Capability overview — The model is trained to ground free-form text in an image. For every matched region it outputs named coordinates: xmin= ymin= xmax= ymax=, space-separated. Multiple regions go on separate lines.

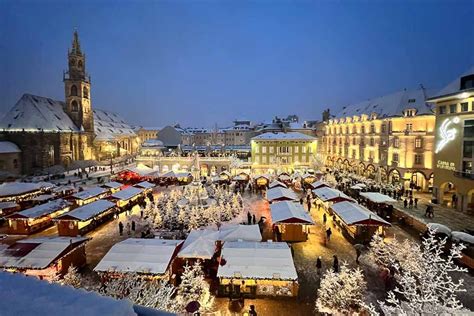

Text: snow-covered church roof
xmin=334 ymin=87 xmax=434 ymax=120
xmin=0 ymin=94 xmax=136 ymax=141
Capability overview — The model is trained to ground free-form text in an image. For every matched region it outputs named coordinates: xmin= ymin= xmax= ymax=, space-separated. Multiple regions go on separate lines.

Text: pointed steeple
xmin=71 ymin=29 xmax=82 ymax=55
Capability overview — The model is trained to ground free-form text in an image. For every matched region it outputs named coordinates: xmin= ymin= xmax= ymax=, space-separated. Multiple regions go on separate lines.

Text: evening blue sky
xmin=1 ymin=0 xmax=473 ymax=127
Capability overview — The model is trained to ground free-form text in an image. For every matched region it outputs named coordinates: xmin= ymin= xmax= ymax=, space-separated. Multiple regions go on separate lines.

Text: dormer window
xmin=460 ymin=74 xmax=474 ymax=90
xmin=405 ymin=109 xmax=417 ymax=117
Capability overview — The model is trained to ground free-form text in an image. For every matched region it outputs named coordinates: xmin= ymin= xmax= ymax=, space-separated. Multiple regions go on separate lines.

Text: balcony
xmin=454 ymin=170 xmax=474 ymax=180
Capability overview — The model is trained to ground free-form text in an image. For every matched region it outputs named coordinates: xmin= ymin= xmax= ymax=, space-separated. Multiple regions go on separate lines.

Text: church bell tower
xmin=64 ymin=30 xmax=94 ymax=133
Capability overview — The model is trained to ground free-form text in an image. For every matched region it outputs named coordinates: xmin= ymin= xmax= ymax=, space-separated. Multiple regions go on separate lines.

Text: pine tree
xmin=62 ymin=265 xmax=82 ymax=288
xmin=177 ymin=261 xmax=213 ymax=311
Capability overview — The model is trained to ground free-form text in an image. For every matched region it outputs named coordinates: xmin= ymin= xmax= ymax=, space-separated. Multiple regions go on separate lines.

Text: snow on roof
xmin=252 ymin=132 xmax=316 ymax=141
xmin=9 ymin=199 xmax=70 ymax=219
xmin=451 ymin=231 xmax=474 ymax=245
xmin=0 ymin=182 xmax=44 ymax=198
xmin=72 ymin=187 xmax=107 ymax=200
xmin=360 ymin=192 xmax=396 ymax=204
xmin=31 ymin=194 xmax=55 ymax=202
xmin=125 ymin=166 xmax=155 ymax=177
xmin=178 ymin=229 xmax=219 ymax=259
xmin=159 ymin=170 xmax=177 ymax=178
xmin=93 ymin=109 xmax=136 ymax=141
xmin=430 ymin=66 xmax=474 ymax=99
xmin=0 ymin=201 xmax=19 ymax=209
xmin=142 ymin=139 xmax=164 ymax=148
xmin=253 ymin=174 xmax=271 ymax=180
xmin=330 ymin=201 xmax=390 ymax=226
xmin=0 ymin=272 xmax=137 ymax=316
xmin=134 ymin=181 xmax=155 ymax=189
xmin=218 ymin=224 xmax=262 ymax=242
xmin=310 ymin=181 xmax=330 ymax=190
xmin=102 ymin=181 xmax=123 ymax=189
xmin=269 ymin=180 xmax=288 ymax=189
xmin=0 ymin=94 xmax=79 ymax=132
xmin=312 ymin=187 xmax=354 ymax=202
xmin=0 ymin=141 xmax=21 ymax=153
xmin=270 ymin=201 xmax=314 ymax=224
xmin=57 ymin=200 xmax=115 ymax=221
xmin=94 ymin=238 xmax=183 ymax=274
xmin=0 ymin=237 xmax=88 ymax=269
xmin=175 ymin=172 xmax=192 ymax=178
xmin=217 ymin=241 xmax=298 ymax=280
xmin=266 ymin=187 xmax=299 ymax=202
xmin=111 ymin=187 xmax=143 ymax=201
xmin=334 ymin=87 xmax=433 ymax=119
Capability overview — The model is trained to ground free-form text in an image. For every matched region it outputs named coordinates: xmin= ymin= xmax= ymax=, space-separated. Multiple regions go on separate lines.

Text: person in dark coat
xmin=247 ymin=211 xmax=252 ymax=225
xmin=252 ymin=214 xmax=256 ymax=225
xmin=326 ymin=227 xmax=332 ymax=242
xmin=333 ymin=255 xmax=339 ymax=273
xmin=249 ymin=305 xmax=257 ymax=316
xmin=316 ymin=256 xmax=322 ymax=275
xmin=118 ymin=221 xmax=124 ymax=236
xmin=403 ymin=199 xmax=408 ymax=208
xmin=307 ymin=198 xmax=312 ymax=212
xmin=131 ymin=220 xmax=136 ymax=231
xmin=299 ymin=197 xmax=303 ymax=205
xmin=356 ymin=248 xmax=362 ymax=264
xmin=323 ymin=213 xmax=327 ymax=225
xmin=414 ymin=198 xmax=418 ymax=208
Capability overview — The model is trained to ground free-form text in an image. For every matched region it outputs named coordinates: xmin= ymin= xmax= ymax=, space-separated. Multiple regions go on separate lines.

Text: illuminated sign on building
xmin=436 ymin=160 xmax=456 ymax=171
xmin=435 ymin=117 xmax=460 ymax=154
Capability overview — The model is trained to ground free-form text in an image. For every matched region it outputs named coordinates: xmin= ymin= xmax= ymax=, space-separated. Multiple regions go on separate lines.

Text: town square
xmin=0 ymin=1 xmax=473 ymax=315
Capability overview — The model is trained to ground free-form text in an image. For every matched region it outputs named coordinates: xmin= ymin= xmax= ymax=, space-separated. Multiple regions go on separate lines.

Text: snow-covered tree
xmin=177 ymin=261 xmax=213 ymax=311
xmin=372 ymin=229 xmax=469 ymax=315
xmin=315 ymin=262 xmax=371 ymax=314
xmin=62 ymin=265 xmax=82 ymax=288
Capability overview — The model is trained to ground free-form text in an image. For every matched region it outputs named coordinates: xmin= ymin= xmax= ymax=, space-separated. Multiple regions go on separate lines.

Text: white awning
xmin=270 ymin=201 xmax=314 ymax=224
xmin=360 ymin=192 xmax=396 ymax=203
xmin=266 ymin=187 xmax=298 ymax=202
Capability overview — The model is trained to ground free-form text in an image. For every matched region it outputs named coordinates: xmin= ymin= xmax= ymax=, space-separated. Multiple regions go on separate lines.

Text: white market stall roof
xmin=310 ymin=181 xmax=330 ymax=190
xmin=8 ymin=199 xmax=70 ymax=219
xmin=0 ymin=141 xmax=21 ymax=153
xmin=178 ymin=229 xmax=220 ymax=259
xmin=233 ymin=175 xmax=248 ymax=181
xmin=0 ymin=272 xmax=137 ymax=316
xmin=312 ymin=187 xmax=355 ymax=202
xmin=72 ymin=187 xmax=107 ymax=201
xmin=0 ymin=236 xmax=88 ymax=269
xmin=266 ymin=187 xmax=299 ymax=202
xmin=94 ymin=238 xmax=183 ymax=275
xmin=451 ymin=231 xmax=474 ymax=245
xmin=269 ymin=180 xmax=288 ymax=189
xmin=427 ymin=223 xmax=452 ymax=236
xmin=0 ymin=201 xmax=19 ymax=209
xmin=330 ymin=201 xmax=390 ymax=226
xmin=220 ymin=171 xmax=232 ymax=177
xmin=350 ymin=184 xmax=363 ymax=190
xmin=217 ymin=241 xmax=298 ymax=280
xmin=52 ymin=185 xmax=76 ymax=193
xmin=31 ymin=194 xmax=55 ymax=202
xmin=270 ymin=201 xmax=314 ymax=225
xmin=278 ymin=174 xmax=291 ymax=181
xmin=159 ymin=170 xmax=177 ymax=178
xmin=111 ymin=187 xmax=143 ymax=201
xmin=125 ymin=166 xmax=155 ymax=177
xmin=0 ymin=182 xmax=45 ymax=198
xmin=218 ymin=224 xmax=262 ymax=242
xmin=134 ymin=181 xmax=155 ymax=189
xmin=253 ymin=174 xmax=271 ymax=181
xmin=175 ymin=172 xmax=192 ymax=178
xmin=102 ymin=181 xmax=123 ymax=189
xmin=302 ymin=173 xmax=316 ymax=179
xmin=360 ymin=192 xmax=396 ymax=203
xmin=56 ymin=200 xmax=115 ymax=221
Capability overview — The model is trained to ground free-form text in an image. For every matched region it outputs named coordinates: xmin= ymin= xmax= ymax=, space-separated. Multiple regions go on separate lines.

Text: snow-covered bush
xmin=177 ymin=261 xmax=213 ymax=311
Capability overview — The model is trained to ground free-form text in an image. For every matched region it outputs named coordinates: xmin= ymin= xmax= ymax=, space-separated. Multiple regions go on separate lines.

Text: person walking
xmin=323 ymin=213 xmax=327 ymax=225
xmin=126 ymin=222 xmax=131 ymax=236
xmin=307 ymin=198 xmax=312 ymax=212
xmin=403 ymin=199 xmax=408 ymax=208
xmin=409 ymin=198 xmax=413 ymax=209
xmin=326 ymin=227 xmax=332 ymax=242
xmin=414 ymin=198 xmax=418 ymax=209
xmin=299 ymin=197 xmax=303 ymax=205
xmin=249 ymin=305 xmax=257 ymax=316
xmin=118 ymin=221 xmax=124 ymax=236
xmin=247 ymin=211 xmax=252 ymax=225
xmin=356 ymin=248 xmax=362 ymax=264
xmin=131 ymin=220 xmax=136 ymax=232
xmin=316 ymin=256 xmax=322 ymax=275
xmin=333 ymin=255 xmax=339 ymax=273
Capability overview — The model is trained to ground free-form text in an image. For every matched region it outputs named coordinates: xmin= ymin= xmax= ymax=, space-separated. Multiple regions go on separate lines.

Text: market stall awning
xmin=360 ymin=192 xmax=396 ymax=203
xmin=269 ymin=180 xmax=288 ymax=189
xmin=330 ymin=201 xmax=390 ymax=226
xmin=270 ymin=201 xmax=314 ymax=224
xmin=312 ymin=187 xmax=355 ymax=203
xmin=56 ymin=200 xmax=115 ymax=221
xmin=266 ymin=187 xmax=299 ymax=202
xmin=94 ymin=238 xmax=183 ymax=274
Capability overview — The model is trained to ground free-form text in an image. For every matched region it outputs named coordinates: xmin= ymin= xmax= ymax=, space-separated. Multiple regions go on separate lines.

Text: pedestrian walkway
xmin=392 ymin=193 xmax=474 ymax=232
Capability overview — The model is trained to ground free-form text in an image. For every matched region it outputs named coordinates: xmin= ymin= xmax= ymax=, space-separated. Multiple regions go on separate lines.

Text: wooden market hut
xmin=218 ymin=171 xmax=232 ymax=184
xmin=158 ymin=170 xmax=178 ymax=186
xmin=94 ymin=238 xmax=183 ymax=281
xmin=270 ymin=201 xmax=314 ymax=242
xmin=359 ymin=192 xmax=396 ymax=221
xmin=101 ymin=181 xmax=123 ymax=194
xmin=0 ymin=236 xmax=89 ymax=280
xmin=117 ymin=166 xmax=156 ymax=184
xmin=6 ymin=199 xmax=71 ymax=234
xmin=232 ymin=172 xmax=250 ymax=184
xmin=134 ymin=181 xmax=156 ymax=193
xmin=269 ymin=180 xmax=288 ymax=190
xmin=55 ymin=200 xmax=116 ymax=236
xmin=109 ymin=187 xmax=144 ymax=208
xmin=217 ymin=241 xmax=299 ymax=298
xmin=51 ymin=185 xmax=76 ymax=198
xmin=0 ymin=201 xmax=20 ymax=217
xmin=71 ymin=187 xmax=108 ymax=206
xmin=277 ymin=172 xmax=291 ymax=185
xmin=330 ymin=201 xmax=391 ymax=244
xmin=253 ymin=174 xmax=271 ymax=190
xmin=312 ymin=187 xmax=355 ymax=210
xmin=175 ymin=172 xmax=193 ymax=185
xmin=266 ymin=187 xmax=299 ymax=204
xmin=310 ymin=181 xmax=330 ymax=190
xmin=0 ymin=182 xmax=46 ymax=202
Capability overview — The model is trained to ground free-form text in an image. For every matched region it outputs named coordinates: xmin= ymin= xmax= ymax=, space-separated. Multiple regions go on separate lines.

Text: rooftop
xmin=252 ymin=132 xmax=316 ymax=141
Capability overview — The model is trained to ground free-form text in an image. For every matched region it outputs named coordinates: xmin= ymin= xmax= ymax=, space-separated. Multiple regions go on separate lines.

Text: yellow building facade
xmin=322 ymin=87 xmax=435 ymax=190
xmin=429 ymin=68 xmax=474 ymax=212
xmin=251 ymin=132 xmax=317 ymax=174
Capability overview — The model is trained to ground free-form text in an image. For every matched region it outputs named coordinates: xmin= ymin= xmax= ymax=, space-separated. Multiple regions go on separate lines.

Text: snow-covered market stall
xmin=6 ymin=198 xmax=71 ymax=234
xmin=117 ymin=166 xmax=157 ymax=184
xmin=312 ymin=187 xmax=355 ymax=210
xmin=175 ymin=172 xmax=193 ymax=185
xmin=266 ymin=187 xmax=299 ymax=204
xmin=330 ymin=201 xmax=391 ymax=244
xmin=277 ymin=172 xmax=292 ymax=186
xmin=0 ymin=236 xmax=89 ymax=280
xmin=101 ymin=181 xmax=123 ymax=194
xmin=71 ymin=187 xmax=108 ymax=206
xmin=94 ymin=238 xmax=183 ymax=281
xmin=109 ymin=187 xmax=144 ymax=208
xmin=253 ymin=174 xmax=271 ymax=190
xmin=0 ymin=201 xmax=20 ymax=217
xmin=134 ymin=181 xmax=155 ymax=194
xmin=270 ymin=201 xmax=314 ymax=242
xmin=0 ymin=182 xmax=51 ymax=203
xmin=269 ymin=180 xmax=288 ymax=190
xmin=310 ymin=180 xmax=330 ymax=190
xmin=55 ymin=200 xmax=116 ymax=236
xmin=217 ymin=241 xmax=298 ymax=298
xmin=359 ymin=192 xmax=397 ymax=221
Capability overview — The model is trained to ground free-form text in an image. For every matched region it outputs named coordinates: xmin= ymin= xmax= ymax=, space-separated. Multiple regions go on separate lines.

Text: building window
xmin=393 ymin=153 xmax=399 ymax=162
xmin=465 ymin=120 xmax=474 ymax=138
xmin=381 ymin=124 xmax=386 ymax=133
xmin=461 ymin=102 xmax=469 ymax=112
xmin=361 ymin=126 xmax=365 ymax=134
xmin=352 ymin=138 xmax=356 ymax=145
xmin=262 ymin=146 xmax=267 ymax=154
xmin=414 ymin=154 xmax=422 ymax=165
xmin=463 ymin=141 xmax=474 ymax=159
xmin=71 ymin=100 xmax=79 ymax=112
xmin=415 ymin=138 xmax=422 ymax=148
xmin=352 ymin=126 xmax=356 ymax=134
xmin=345 ymin=127 xmax=349 ymax=134
xmin=370 ymin=138 xmax=374 ymax=146
xmin=352 ymin=149 xmax=356 ymax=158
xmin=262 ymin=156 xmax=267 ymax=164
xmin=294 ymin=146 xmax=299 ymax=154
xmin=83 ymin=87 xmax=89 ymax=99
xmin=70 ymin=85 xmax=78 ymax=96
xmin=394 ymin=138 xmax=400 ymax=148
xmin=269 ymin=146 xmax=274 ymax=154
xmin=255 ymin=146 xmax=259 ymax=154
xmin=449 ymin=104 xmax=457 ymax=113
xmin=78 ymin=60 xmax=83 ymax=68
xmin=370 ymin=124 xmax=375 ymax=133
xmin=302 ymin=146 xmax=306 ymax=154
xmin=438 ymin=106 xmax=446 ymax=115
xmin=406 ymin=123 xmax=413 ymax=132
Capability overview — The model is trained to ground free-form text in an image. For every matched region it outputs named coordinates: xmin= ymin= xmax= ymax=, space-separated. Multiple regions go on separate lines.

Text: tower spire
xmin=72 ymin=29 xmax=81 ymax=55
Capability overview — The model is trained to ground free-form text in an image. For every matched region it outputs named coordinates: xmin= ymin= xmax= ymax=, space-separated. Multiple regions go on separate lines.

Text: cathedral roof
xmin=0 ymin=94 xmax=136 ymax=141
